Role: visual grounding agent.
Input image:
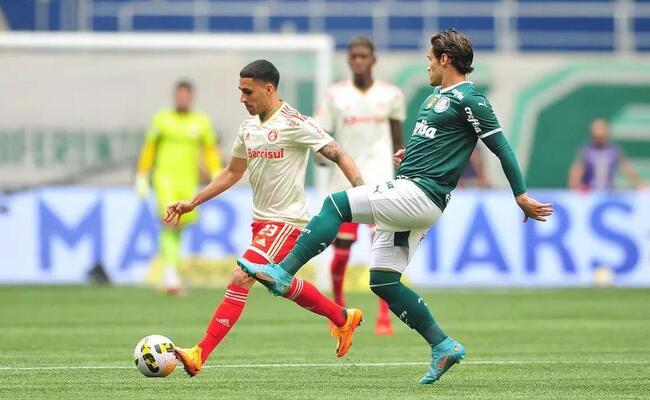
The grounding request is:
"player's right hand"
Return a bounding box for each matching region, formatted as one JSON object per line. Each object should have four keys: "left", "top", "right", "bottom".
{"left": 164, "top": 201, "right": 195, "bottom": 226}
{"left": 392, "top": 149, "right": 405, "bottom": 167}
{"left": 135, "top": 174, "right": 150, "bottom": 199}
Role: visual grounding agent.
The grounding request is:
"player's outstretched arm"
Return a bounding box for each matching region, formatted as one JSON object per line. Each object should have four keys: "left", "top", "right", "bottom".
{"left": 165, "top": 156, "right": 248, "bottom": 225}
{"left": 318, "top": 141, "right": 365, "bottom": 187}
{"left": 482, "top": 132, "right": 553, "bottom": 222}
{"left": 463, "top": 94, "right": 553, "bottom": 222}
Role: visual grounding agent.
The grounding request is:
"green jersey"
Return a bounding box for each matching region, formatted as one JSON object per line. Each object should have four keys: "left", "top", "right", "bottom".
{"left": 397, "top": 81, "right": 506, "bottom": 210}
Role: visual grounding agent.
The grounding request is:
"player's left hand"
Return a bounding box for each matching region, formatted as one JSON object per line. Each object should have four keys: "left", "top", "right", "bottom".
{"left": 515, "top": 193, "right": 553, "bottom": 222}
{"left": 164, "top": 201, "right": 195, "bottom": 226}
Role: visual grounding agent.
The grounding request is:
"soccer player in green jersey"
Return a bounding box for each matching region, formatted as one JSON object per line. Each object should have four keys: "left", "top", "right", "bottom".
{"left": 135, "top": 80, "right": 222, "bottom": 295}
{"left": 237, "top": 29, "right": 554, "bottom": 384}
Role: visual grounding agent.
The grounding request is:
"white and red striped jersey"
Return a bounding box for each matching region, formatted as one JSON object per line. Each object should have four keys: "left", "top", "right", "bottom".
{"left": 231, "top": 102, "right": 333, "bottom": 226}
{"left": 316, "top": 80, "right": 406, "bottom": 192}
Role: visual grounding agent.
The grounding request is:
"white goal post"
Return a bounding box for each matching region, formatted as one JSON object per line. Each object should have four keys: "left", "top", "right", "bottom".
{"left": 0, "top": 32, "right": 334, "bottom": 188}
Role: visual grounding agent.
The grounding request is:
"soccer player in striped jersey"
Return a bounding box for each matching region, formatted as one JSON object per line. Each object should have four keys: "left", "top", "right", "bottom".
{"left": 316, "top": 37, "right": 406, "bottom": 336}
{"left": 238, "top": 29, "right": 554, "bottom": 384}
{"left": 165, "top": 60, "right": 364, "bottom": 376}
{"left": 135, "top": 80, "right": 222, "bottom": 295}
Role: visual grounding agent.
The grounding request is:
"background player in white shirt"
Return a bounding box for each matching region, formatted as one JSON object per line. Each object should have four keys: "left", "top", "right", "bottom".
{"left": 316, "top": 37, "right": 406, "bottom": 336}
{"left": 164, "top": 60, "right": 365, "bottom": 376}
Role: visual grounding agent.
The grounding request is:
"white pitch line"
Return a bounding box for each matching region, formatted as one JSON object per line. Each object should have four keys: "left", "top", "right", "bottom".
{"left": 0, "top": 360, "right": 649, "bottom": 371}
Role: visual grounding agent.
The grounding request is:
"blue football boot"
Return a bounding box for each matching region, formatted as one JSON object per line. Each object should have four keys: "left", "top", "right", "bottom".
{"left": 236, "top": 258, "right": 292, "bottom": 296}
{"left": 419, "top": 337, "right": 465, "bottom": 384}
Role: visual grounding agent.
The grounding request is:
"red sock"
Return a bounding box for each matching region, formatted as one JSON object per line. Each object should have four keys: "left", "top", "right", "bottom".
{"left": 330, "top": 247, "right": 350, "bottom": 306}
{"left": 377, "top": 298, "right": 391, "bottom": 321}
{"left": 283, "top": 277, "right": 347, "bottom": 327}
{"left": 198, "top": 284, "right": 249, "bottom": 362}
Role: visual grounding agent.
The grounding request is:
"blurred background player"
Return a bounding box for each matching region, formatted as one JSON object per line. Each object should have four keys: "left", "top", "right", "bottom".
{"left": 568, "top": 118, "right": 646, "bottom": 191}
{"left": 135, "top": 80, "right": 222, "bottom": 295}
{"left": 316, "top": 37, "right": 405, "bottom": 336}
{"left": 164, "top": 60, "right": 364, "bottom": 376}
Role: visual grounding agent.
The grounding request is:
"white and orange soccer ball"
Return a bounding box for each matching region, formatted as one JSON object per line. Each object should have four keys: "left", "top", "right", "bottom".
{"left": 133, "top": 335, "right": 177, "bottom": 377}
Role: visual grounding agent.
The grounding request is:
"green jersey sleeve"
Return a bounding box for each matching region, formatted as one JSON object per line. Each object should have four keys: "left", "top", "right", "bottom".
{"left": 462, "top": 94, "right": 502, "bottom": 139}
{"left": 463, "top": 95, "right": 527, "bottom": 196}
{"left": 482, "top": 132, "right": 527, "bottom": 196}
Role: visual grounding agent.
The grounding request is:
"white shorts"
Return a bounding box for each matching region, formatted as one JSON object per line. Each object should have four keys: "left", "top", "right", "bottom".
{"left": 345, "top": 179, "right": 442, "bottom": 273}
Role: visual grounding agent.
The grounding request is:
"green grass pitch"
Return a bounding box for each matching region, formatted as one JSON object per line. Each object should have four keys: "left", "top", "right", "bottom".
{"left": 1, "top": 285, "right": 649, "bottom": 399}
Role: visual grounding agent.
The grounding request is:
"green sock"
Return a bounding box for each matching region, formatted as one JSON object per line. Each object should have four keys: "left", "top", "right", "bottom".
{"left": 160, "top": 228, "right": 181, "bottom": 268}
{"left": 369, "top": 270, "right": 448, "bottom": 347}
{"left": 280, "top": 191, "right": 352, "bottom": 275}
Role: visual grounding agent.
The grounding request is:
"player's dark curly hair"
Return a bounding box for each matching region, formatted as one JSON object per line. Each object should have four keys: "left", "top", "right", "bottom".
{"left": 430, "top": 28, "right": 474, "bottom": 74}
{"left": 240, "top": 59, "right": 280, "bottom": 88}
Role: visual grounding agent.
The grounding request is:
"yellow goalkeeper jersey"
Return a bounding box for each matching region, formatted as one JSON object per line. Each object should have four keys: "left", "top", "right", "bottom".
{"left": 145, "top": 109, "right": 217, "bottom": 178}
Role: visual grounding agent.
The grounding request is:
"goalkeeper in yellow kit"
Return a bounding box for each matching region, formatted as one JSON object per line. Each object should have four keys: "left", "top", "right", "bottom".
{"left": 135, "top": 80, "right": 222, "bottom": 295}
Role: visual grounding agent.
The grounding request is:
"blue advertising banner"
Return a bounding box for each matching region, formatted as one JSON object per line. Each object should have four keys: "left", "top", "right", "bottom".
{"left": 0, "top": 187, "right": 648, "bottom": 286}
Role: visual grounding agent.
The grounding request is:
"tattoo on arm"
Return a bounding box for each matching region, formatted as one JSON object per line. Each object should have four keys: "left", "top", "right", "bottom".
{"left": 319, "top": 141, "right": 364, "bottom": 186}
{"left": 318, "top": 142, "right": 346, "bottom": 163}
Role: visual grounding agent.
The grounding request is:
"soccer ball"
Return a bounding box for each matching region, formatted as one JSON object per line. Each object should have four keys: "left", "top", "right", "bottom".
{"left": 133, "top": 335, "right": 177, "bottom": 377}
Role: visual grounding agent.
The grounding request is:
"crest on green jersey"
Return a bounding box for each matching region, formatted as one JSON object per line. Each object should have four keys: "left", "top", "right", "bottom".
{"left": 434, "top": 96, "right": 450, "bottom": 113}
{"left": 424, "top": 95, "right": 439, "bottom": 110}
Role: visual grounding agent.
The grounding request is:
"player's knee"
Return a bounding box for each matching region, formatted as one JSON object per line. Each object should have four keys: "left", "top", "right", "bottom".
{"left": 231, "top": 268, "right": 255, "bottom": 288}
{"left": 320, "top": 195, "right": 337, "bottom": 216}
{"left": 333, "top": 238, "right": 353, "bottom": 249}
{"left": 321, "top": 191, "right": 352, "bottom": 222}
{"left": 369, "top": 269, "right": 401, "bottom": 300}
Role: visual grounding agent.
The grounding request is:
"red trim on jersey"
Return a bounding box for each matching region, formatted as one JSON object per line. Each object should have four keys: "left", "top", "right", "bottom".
{"left": 281, "top": 105, "right": 308, "bottom": 122}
